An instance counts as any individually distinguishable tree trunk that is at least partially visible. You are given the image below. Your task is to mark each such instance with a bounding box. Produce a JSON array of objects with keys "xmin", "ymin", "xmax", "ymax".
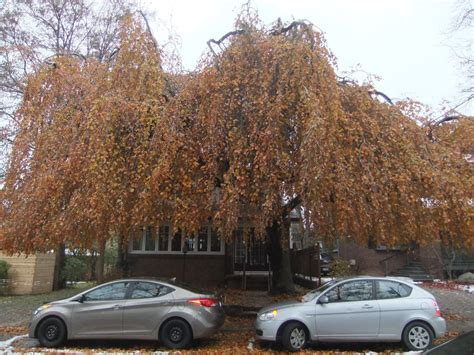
[
  {"xmin": 95, "ymin": 239, "xmax": 106, "ymax": 283},
  {"xmin": 52, "ymin": 243, "xmax": 66, "ymax": 290},
  {"xmin": 267, "ymin": 219, "xmax": 295, "ymax": 294},
  {"xmin": 117, "ymin": 235, "xmax": 129, "ymax": 277}
]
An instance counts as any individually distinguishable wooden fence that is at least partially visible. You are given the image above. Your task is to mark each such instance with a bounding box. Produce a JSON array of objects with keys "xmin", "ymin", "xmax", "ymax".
[
  {"xmin": 0, "ymin": 252, "xmax": 55, "ymax": 295},
  {"xmin": 291, "ymin": 244, "xmax": 321, "ymax": 279}
]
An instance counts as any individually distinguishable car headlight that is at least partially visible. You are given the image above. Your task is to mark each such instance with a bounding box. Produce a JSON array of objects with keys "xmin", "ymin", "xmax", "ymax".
[
  {"xmin": 258, "ymin": 309, "xmax": 278, "ymax": 321},
  {"xmin": 33, "ymin": 304, "xmax": 51, "ymax": 316}
]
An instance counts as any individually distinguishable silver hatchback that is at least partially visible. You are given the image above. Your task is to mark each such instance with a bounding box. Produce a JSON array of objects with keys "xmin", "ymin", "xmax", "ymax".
[
  {"xmin": 256, "ymin": 277, "xmax": 446, "ymax": 352},
  {"xmin": 29, "ymin": 278, "xmax": 225, "ymax": 349}
]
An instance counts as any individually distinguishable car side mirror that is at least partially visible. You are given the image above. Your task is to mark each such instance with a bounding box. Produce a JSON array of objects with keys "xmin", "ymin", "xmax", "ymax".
[
  {"xmin": 318, "ymin": 296, "xmax": 329, "ymax": 304},
  {"xmin": 76, "ymin": 294, "xmax": 86, "ymax": 303}
]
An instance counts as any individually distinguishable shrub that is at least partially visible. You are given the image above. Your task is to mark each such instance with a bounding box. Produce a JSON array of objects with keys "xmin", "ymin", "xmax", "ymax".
[
  {"xmin": 458, "ymin": 272, "xmax": 474, "ymax": 283},
  {"xmin": 329, "ymin": 259, "xmax": 352, "ymax": 278},
  {"xmin": 0, "ymin": 260, "xmax": 11, "ymax": 295},
  {"xmin": 0, "ymin": 260, "xmax": 10, "ymax": 279},
  {"xmin": 61, "ymin": 257, "xmax": 87, "ymax": 284}
]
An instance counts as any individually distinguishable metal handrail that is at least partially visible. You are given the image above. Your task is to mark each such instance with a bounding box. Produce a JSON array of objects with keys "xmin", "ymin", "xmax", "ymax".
[{"xmin": 379, "ymin": 253, "xmax": 401, "ymax": 276}]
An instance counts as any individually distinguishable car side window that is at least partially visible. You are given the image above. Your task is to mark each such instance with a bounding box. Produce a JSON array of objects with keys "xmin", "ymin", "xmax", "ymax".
[
  {"xmin": 377, "ymin": 280, "xmax": 412, "ymax": 299},
  {"xmin": 130, "ymin": 282, "xmax": 173, "ymax": 299},
  {"xmin": 325, "ymin": 280, "xmax": 373, "ymax": 302},
  {"xmin": 85, "ymin": 282, "xmax": 129, "ymax": 301}
]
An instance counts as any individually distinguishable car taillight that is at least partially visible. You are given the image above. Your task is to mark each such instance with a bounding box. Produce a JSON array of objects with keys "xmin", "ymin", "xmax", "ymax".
[
  {"xmin": 433, "ymin": 300, "xmax": 441, "ymax": 317},
  {"xmin": 187, "ymin": 298, "xmax": 219, "ymax": 307}
]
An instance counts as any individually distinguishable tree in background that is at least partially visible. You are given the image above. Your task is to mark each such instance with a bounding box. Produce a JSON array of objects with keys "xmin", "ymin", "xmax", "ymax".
[
  {"xmin": 0, "ymin": 0, "xmax": 141, "ymax": 287},
  {"xmin": 1, "ymin": 13, "xmax": 166, "ymax": 284}
]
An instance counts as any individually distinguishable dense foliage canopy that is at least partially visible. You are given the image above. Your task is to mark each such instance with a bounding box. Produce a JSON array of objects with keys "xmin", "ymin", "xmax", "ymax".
[{"xmin": 1, "ymin": 10, "xmax": 472, "ymax": 279}]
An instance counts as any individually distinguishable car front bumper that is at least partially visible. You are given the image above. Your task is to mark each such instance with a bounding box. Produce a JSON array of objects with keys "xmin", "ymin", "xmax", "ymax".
[
  {"xmin": 254, "ymin": 318, "xmax": 282, "ymax": 342},
  {"xmin": 28, "ymin": 319, "xmax": 38, "ymax": 338}
]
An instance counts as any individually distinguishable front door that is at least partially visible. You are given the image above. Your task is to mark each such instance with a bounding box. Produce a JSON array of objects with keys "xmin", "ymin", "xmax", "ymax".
[
  {"xmin": 315, "ymin": 280, "xmax": 380, "ymax": 340},
  {"xmin": 233, "ymin": 229, "xmax": 268, "ymax": 271},
  {"xmin": 71, "ymin": 281, "xmax": 130, "ymax": 338}
]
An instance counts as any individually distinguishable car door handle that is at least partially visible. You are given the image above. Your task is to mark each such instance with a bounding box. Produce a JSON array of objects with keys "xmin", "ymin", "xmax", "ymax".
[
  {"xmin": 112, "ymin": 304, "xmax": 121, "ymax": 310},
  {"xmin": 362, "ymin": 305, "xmax": 374, "ymax": 309}
]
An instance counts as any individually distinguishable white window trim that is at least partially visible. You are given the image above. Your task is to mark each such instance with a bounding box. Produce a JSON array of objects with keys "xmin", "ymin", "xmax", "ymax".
[{"xmin": 129, "ymin": 224, "xmax": 225, "ymax": 255}]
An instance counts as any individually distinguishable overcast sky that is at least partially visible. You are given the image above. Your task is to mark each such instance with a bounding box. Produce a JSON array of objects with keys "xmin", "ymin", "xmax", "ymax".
[{"xmin": 144, "ymin": 0, "xmax": 472, "ymax": 117}]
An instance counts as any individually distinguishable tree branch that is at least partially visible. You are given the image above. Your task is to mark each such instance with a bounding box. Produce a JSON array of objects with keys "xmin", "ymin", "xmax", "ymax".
[
  {"xmin": 139, "ymin": 10, "xmax": 158, "ymax": 50},
  {"xmin": 207, "ymin": 29, "xmax": 246, "ymax": 57},
  {"xmin": 368, "ymin": 90, "xmax": 394, "ymax": 105},
  {"xmin": 282, "ymin": 195, "xmax": 302, "ymax": 217}
]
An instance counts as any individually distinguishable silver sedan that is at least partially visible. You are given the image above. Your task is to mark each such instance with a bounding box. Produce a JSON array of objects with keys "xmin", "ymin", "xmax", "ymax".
[
  {"xmin": 255, "ymin": 276, "xmax": 446, "ymax": 352},
  {"xmin": 29, "ymin": 278, "xmax": 225, "ymax": 349}
]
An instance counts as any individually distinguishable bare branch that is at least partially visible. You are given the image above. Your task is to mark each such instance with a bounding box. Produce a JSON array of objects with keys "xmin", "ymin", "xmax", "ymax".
[{"xmin": 139, "ymin": 10, "xmax": 158, "ymax": 50}]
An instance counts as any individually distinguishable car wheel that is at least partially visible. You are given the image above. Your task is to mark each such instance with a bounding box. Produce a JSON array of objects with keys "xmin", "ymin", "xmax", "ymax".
[
  {"xmin": 282, "ymin": 322, "xmax": 307, "ymax": 352},
  {"xmin": 402, "ymin": 321, "xmax": 434, "ymax": 351},
  {"xmin": 37, "ymin": 317, "xmax": 67, "ymax": 348},
  {"xmin": 160, "ymin": 318, "xmax": 192, "ymax": 349}
]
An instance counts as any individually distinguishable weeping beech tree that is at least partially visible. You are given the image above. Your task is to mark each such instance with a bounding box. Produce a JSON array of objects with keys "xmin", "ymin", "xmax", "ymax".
[
  {"xmin": 1, "ymin": 16, "xmax": 166, "ymax": 267},
  {"xmin": 144, "ymin": 17, "xmax": 472, "ymax": 293},
  {"xmin": 1, "ymin": 11, "xmax": 472, "ymax": 294}
]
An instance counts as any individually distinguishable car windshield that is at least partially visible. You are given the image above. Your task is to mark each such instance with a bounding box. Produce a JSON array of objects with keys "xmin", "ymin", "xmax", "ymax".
[{"xmin": 301, "ymin": 280, "xmax": 337, "ymax": 302}]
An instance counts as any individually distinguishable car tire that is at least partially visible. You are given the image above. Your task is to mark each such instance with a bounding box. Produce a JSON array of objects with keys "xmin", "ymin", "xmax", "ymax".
[
  {"xmin": 37, "ymin": 317, "xmax": 67, "ymax": 348},
  {"xmin": 160, "ymin": 318, "xmax": 192, "ymax": 349},
  {"xmin": 282, "ymin": 322, "xmax": 307, "ymax": 352},
  {"xmin": 402, "ymin": 321, "xmax": 434, "ymax": 351}
]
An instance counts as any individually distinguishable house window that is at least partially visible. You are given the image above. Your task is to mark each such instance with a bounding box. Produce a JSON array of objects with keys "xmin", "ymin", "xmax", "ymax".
[
  {"xmin": 185, "ymin": 235, "xmax": 195, "ymax": 252},
  {"xmin": 144, "ymin": 226, "xmax": 155, "ymax": 251},
  {"xmin": 198, "ymin": 227, "xmax": 208, "ymax": 251},
  {"xmin": 132, "ymin": 231, "xmax": 143, "ymax": 251},
  {"xmin": 171, "ymin": 230, "xmax": 182, "ymax": 251},
  {"xmin": 158, "ymin": 226, "xmax": 169, "ymax": 251},
  {"xmin": 211, "ymin": 228, "xmax": 221, "ymax": 252},
  {"xmin": 130, "ymin": 225, "xmax": 224, "ymax": 255}
]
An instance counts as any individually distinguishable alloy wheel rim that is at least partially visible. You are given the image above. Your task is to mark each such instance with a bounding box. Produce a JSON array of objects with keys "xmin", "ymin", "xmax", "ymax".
[
  {"xmin": 169, "ymin": 326, "xmax": 183, "ymax": 343},
  {"xmin": 290, "ymin": 327, "xmax": 305, "ymax": 349},
  {"xmin": 45, "ymin": 325, "xmax": 59, "ymax": 340},
  {"xmin": 408, "ymin": 326, "xmax": 430, "ymax": 349}
]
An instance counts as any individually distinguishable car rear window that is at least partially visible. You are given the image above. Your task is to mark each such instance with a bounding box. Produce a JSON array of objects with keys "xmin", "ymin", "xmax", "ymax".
[
  {"xmin": 130, "ymin": 282, "xmax": 174, "ymax": 299},
  {"xmin": 376, "ymin": 280, "xmax": 412, "ymax": 299}
]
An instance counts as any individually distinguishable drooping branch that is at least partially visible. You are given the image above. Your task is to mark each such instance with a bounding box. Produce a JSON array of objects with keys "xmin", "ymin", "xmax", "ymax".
[
  {"xmin": 368, "ymin": 90, "xmax": 394, "ymax": 105},
  {"xmin": 435, "ymin": 115, "xmax": 467, "ymax": 125},
  {"xmin": 270, "ymin": 20, "xmax": 313, "ymax": 36},
  {"xmin": 207, "ymin": 20, "xmax": 317, "ymax": 59},
  {"xmin": 207, "ymin": 29, "xmax": 246, "ymax": 57}
]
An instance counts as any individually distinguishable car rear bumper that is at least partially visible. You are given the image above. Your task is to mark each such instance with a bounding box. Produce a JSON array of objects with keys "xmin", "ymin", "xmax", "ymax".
[
  {"xmin": 431, "ymin": 317, "xmax": 447, "ymax": 338},
  {"xmin": 192, "ymin": 308, "xmax": 226, "ymax": 339}
]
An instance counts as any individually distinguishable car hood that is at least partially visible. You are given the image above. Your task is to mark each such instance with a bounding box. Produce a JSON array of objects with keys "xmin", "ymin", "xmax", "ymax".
[
  {"xmin": 43, "ymin": 294, "xmax": 80, "ymax": 305},
  {"xmin": 258, "ymin": 299, "xmax": 301, "ymax": 314}
]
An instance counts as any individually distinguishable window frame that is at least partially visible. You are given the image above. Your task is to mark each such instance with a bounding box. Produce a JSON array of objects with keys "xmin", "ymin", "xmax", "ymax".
[{"xmin": 129, "ymin": 224, "xmax": 225, "ymax": 255}]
